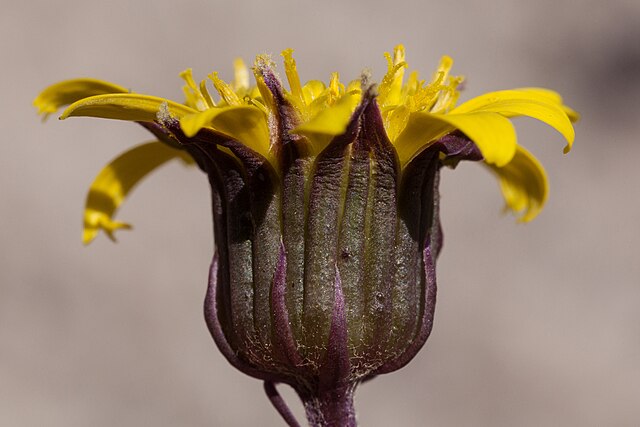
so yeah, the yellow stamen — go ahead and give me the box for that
[377,48,408,107]
[199,80,215,108]
[281,49,305,111]
[388,44,407,104]
[182,86,199,110]
[431,75,464,113]
[404,56,463,113]
[179,69,208,111]
[233,58,250,91]
[328,72,342,105]
[402,71,419,98]
[393,44,406,66]
[209,72,242,106]
[430,56,453,86]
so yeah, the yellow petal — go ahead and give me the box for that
[180,105,271,160]
[516,88,581,123]
[291,92,360,154]
[384,104,410,142]
[486,145,548,222]
[451,89,575,153]
[561,105,580,123]
[180,107,229,137]
[515,87,564,104]
[302,80,326,105]
[395,111,517,167]
[34,78,129,119]
[83,141,193,244]
[60,93,196,122]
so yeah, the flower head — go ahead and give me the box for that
[35,45,578,426]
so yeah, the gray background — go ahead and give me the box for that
[2,0,639,425]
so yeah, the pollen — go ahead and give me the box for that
[156,101,173,125]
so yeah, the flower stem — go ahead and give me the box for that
[298,384,357,427]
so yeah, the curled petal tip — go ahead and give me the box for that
[82,221,132,245]
[104,222,133,243]
[59,105,75,120]
[565,107,581,123]
[82,230,97,246]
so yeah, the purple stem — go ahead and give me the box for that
[297,385,357,427]
[264,382,302,427]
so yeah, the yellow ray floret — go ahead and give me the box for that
[291,91,361,155]
[516,87,581,123]
[487,145,548,222]
[33,78,129,120]
[61,93,196,121]
[83,141,193,244]
[395,111,517,167]
[451,89,575,153]
[180,105,271,159]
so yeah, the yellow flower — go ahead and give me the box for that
[34,45,577,245]
[34,46,579,426]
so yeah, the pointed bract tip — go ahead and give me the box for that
[254,54,277,77]
[360,68,372,88]
[360,69,378,98]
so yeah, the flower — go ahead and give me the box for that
[35,45,578,426]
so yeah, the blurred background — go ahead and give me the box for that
[2,0,639,425]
